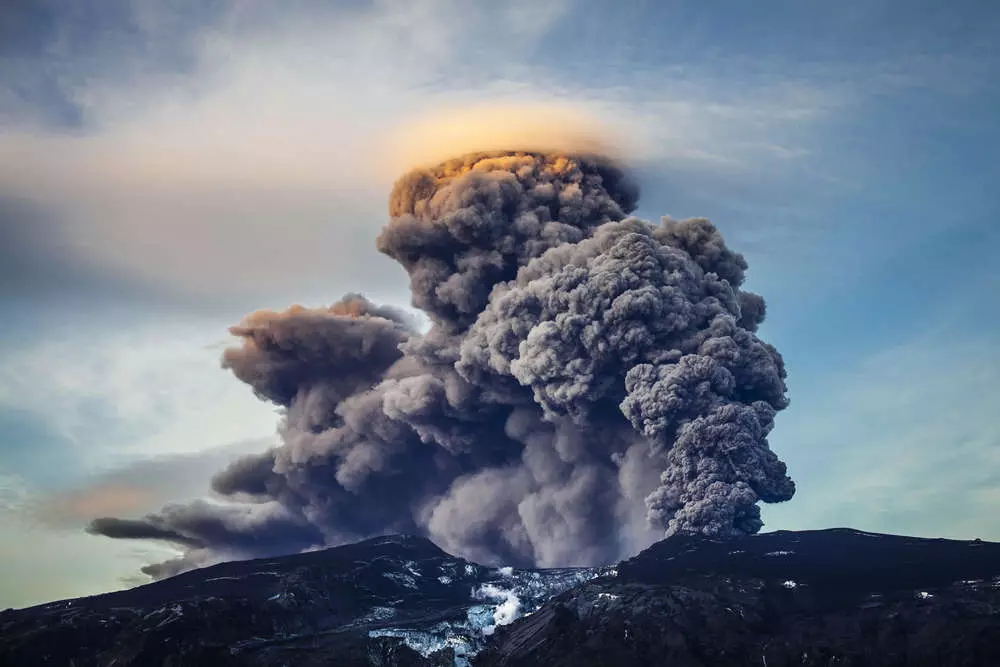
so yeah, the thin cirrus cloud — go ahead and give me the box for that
[0,313,283,607]
[0,0,848,310]
[765,325,1000,541]
[0,320,281,472]
[30,438,277,529]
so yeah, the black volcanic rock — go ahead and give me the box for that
[0,534,603,667]
[2,529,1000,667]
[477,529,1000,667]
[0,535,469,666]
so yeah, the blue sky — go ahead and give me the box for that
[1,0,998,608]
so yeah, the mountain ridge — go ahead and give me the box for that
[2,528,999,666]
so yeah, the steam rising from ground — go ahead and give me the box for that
[89,147,794,577]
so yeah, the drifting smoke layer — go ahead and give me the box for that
[89,151,794,577]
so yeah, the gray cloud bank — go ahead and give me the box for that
[89,151,794,576]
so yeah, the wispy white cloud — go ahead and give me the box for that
[27,437,275,527]
[765,317,1000,540]
[0,472,30,513]
[0,435,275,608]
[0,320,279,471]
[0,0,848,306]
[0,487,180,608]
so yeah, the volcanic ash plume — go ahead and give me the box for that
[89,151,794,576]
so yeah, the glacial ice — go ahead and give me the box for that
[367,563,614,666]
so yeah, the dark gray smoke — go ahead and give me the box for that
[89,150,794,575]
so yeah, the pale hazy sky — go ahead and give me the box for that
[1,0,998,608]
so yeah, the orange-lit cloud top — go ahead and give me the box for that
[381,102,639,174]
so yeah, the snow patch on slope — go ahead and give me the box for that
[367,564,616,663]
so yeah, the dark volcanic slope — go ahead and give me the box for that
[618,528,1000,596]
[478,529,1000,667]
[3,529,1000,667]
[0,534,601,667]
[1,535,464,666]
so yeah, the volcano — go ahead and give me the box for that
[3,528,1000,666]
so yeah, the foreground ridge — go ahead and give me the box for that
[3,529,1000,666]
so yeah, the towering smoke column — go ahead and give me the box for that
[89,150,794,577]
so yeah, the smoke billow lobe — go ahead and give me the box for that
[89,150,794,575]
[379,152,639,331]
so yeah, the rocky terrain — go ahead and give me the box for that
[479,529,1000,666]
[0,534,606,666]
[2,529,999,666]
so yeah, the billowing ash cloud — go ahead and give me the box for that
[379,152,638,330]
[89,150,794,576]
